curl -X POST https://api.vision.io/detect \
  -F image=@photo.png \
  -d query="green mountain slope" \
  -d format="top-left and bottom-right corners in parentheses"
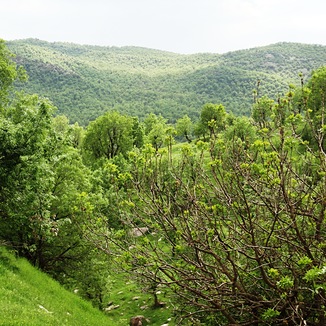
top-left (0, 246), bottom-right (110, 326)
top-left (7, 39), bottom-right (326, 125)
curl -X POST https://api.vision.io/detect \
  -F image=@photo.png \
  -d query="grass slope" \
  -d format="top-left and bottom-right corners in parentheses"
top-left (0, 246), bottom-right (110, 325)
top-left (0, 246), bottom-right (175, 326)
top-left (103, 271), bottom-right (174, 326)
top-left (7, 39), bottom-right (326, 125)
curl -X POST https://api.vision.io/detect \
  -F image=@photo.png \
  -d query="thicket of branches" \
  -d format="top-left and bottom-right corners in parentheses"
top-left (102, 68), bottom-right (326, 325)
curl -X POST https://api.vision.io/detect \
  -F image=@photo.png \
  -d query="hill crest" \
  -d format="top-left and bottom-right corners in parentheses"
top-left (7, 38), bottom-right (326, 125)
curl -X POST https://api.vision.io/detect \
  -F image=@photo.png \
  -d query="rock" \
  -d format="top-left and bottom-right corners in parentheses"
top-left (38, 305), bottom-right (53, 314)
top-left (140, 305), bottom-right (148, 310)
top-left (104, 304), bottom-right (120, 311)
top-left (130, 227), bottom-right (149, 237)
top-left (154, 301), bottom-right (166, 308)
top-left (130, 315), bottom-right (145, 326)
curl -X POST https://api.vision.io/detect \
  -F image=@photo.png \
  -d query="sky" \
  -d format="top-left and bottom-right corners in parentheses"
top-left (1, 0), bottom-right (326, 54)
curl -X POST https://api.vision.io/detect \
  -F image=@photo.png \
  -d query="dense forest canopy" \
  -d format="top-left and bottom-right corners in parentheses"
top-left (7, 39), bottom-right (326, 125)
top-left (2, 38), bottom-right (326, 325)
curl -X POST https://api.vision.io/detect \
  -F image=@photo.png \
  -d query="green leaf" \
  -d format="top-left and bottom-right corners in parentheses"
top-left (277, 276), bottom-right (293, 289)
top-left (262, 308), bottom-right (280, 320)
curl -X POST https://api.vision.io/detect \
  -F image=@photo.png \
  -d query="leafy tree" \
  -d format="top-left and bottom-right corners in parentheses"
top-left (110, 71), bottom-right (326, 325)
top-left (306, 66), bottom-right (326, 114)
top-left (0, 42), bottom-right (110, 306)
top-left (69, 122), bottom-right (85, 149)
top-left (223, 115), bottom-right (257, 148)
top-left (52, 114), bottom-right (70, 135)
top-left (0, 39), bottom-right (26, 104)
top-left (142, 113), bottom-right (173, 151)
top-left (198, 103), bottom-right (227, 138)
top-left (82, 111), bottom-right (138, 164)
top-left (0, 41), bottom-right (56, 260)
top-left (304, 66), bottom-right (326, 151)
top-left (147, 122), bottom-right (168, 151)
top-left (176, 114), bottom-right (193, 143)
top-left (143, 113), bottom-right (167, 135)
top-left (0, 92), bottom-right (56, 259)
top-left (251, 95), bottom-right (274, 128)
top-left (131, 116), bottom-right (144, 148)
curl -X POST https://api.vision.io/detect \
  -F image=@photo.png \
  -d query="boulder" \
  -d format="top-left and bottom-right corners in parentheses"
top-left (130, 315), bottom-right (145, 326)
top-left (130, 227), bottom-right (149, 237)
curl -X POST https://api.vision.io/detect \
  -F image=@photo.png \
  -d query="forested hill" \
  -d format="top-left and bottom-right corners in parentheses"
top-left (7, 39), bottom-right (326, 125)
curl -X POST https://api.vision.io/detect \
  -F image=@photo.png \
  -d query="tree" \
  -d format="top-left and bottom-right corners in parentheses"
top-left (0, 43), bottom-right (110, 306)
top-left (143, 113), bottom-right (167, 135)
top-left (131, 116), bottom-right (144, 148)
top-left (147, 122), bottom-right (168, 151)
top-left (0, 93), bottom-right (56, 258)
top-left (82, 111), bottom-right (137, 164)
top-left (304, 66), bottom-right (326, 152)
top-left (0, 39), bottom-right (26, 105)
top-left (111, 72), bottom-right (326, 325)
top-left (223, 115), bottom-right (257, 149)
top-left (251, 95), bottom-right (274, 128)
top-left (0, 41), bottom-right (58, 260)
top-left (176, 115), bottom-right (193, 143)
top-left (142, 113), bottom-right (172, 151)
top-left (198, 103), bottom-right (227, 139)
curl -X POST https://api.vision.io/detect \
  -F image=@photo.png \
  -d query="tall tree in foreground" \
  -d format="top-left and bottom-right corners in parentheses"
top-left (0, 41), bottom-right (111, 307)
top-left (113, 69), bottom-right (326, 325)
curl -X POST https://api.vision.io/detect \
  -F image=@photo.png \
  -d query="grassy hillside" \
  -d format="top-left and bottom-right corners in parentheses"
top-left (0, 246), bottom-right (174, 326)
top-left (7, 39), bottom-right (326, 125)
top-left (0, 246), bottom-right (110, 325)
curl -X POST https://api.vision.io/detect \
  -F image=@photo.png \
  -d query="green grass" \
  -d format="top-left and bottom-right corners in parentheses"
top-left (103, 272), bottom-right (175, 325)
top-left (0, 246), bottom-right (175, 325)
top-left (0, 246), bottom-right (111, 325)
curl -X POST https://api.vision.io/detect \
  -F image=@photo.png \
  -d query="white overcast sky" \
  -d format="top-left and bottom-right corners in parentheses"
top-left (1, 0), bottom-right (326, 54)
